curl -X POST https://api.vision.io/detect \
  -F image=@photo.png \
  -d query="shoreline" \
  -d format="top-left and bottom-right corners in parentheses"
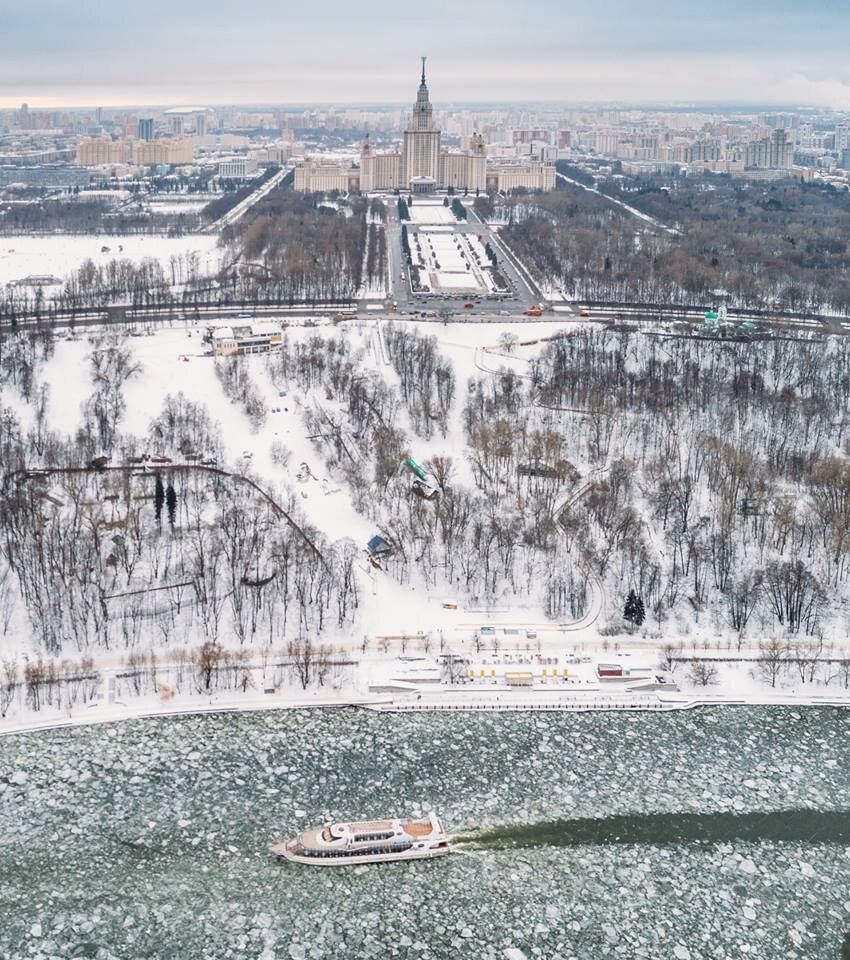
top-left (2, 687), bottom-right (849, 739)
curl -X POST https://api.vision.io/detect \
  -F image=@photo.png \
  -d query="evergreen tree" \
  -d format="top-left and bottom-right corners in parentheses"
top-left (624, 589), bottom-right (638, 625)
top-left (624, 589), bottom-right (645, 628)
top-left (634, 595), bottom-right (646, 627)
top-left (154, 474), bottom-right (164, 522)
top-left (165, 482), bottom-right (177, 529)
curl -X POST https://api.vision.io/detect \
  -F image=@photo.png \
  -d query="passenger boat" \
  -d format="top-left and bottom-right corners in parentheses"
top-left (270, 812), bottom-right (450, 866)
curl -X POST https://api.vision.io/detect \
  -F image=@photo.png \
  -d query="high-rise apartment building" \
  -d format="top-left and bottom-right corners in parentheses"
top-left (742, 129), bottom-right (793, 169)
top-left (138, 118), bottom-right (154, 141)
top-left (76, 136), bottom-right (194, 166)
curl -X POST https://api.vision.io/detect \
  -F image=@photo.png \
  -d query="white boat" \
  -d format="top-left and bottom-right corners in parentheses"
top-left (271, 812), bottom-right (450, 866)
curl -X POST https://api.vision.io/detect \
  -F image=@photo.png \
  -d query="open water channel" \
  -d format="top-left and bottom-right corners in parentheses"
top-left (1, 706), bottom-right (848, 959)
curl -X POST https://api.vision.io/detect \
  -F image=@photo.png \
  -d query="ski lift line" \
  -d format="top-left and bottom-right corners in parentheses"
top-left (311, 400), bottom-right (358, 465)
top-left (5, 461), bottom-right (329, 569)
top-left (103, 580), bottom-right (195, 601)
top-left (474, 343), bottom-right (604, 418)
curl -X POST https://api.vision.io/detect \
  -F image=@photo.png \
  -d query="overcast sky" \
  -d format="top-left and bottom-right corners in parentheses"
top-left (1, 0), bottom-right (849, 109)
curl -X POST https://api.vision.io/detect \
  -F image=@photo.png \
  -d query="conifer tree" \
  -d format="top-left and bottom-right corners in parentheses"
top-left (624, 589), bottom-right (638, 626)
top-left (166, 482), bottom-right (177, 530)
top-left (154, 475), bottom-right (164, 522)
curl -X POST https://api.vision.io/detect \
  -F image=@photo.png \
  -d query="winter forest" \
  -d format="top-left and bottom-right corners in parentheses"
top-left (3, 314), bottom-right (850, 702)
top-left (493, 169), bottom-right (850, 315)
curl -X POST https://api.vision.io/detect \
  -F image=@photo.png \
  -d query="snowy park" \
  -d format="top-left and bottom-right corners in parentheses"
top-left (2, 315), bottom-right (850, 735)
top-left (0, 234), bottom-right (222, 287)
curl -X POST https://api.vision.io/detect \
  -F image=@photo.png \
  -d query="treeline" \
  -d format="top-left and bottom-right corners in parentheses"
top-left (1, 252), bottom-right (214, 316)
top-left (216, 355), bottom-right (267, 430)
top-left (498, 173), bottom-right (850, 314)
top-left (201, 165), bottom-right (280, 222)
top-left (365, 223), bottom-right (387, 288)
top-left (0, 199), bottom-right (195, 236)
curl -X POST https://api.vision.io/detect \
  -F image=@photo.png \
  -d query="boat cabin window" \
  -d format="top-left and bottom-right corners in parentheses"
top-left (321, 828), bottom-right (334, 842)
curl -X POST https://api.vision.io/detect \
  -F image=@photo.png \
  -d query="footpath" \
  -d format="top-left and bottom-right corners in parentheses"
top-left (2, 685), bottom-right (849, 738)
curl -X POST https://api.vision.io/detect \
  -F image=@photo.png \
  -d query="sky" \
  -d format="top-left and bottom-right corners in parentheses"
top-left (1, 0), bottom-right (849, 109)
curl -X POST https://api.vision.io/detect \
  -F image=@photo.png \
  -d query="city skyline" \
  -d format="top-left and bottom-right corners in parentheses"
top-left (2, 0), bottom-right (850, 108)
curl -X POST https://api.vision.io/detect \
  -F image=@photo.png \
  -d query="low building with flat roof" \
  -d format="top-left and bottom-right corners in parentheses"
top-left (211, 321), bottom-right (282, 356)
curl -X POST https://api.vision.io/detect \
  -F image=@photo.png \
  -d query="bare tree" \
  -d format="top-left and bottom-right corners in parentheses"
top-left (686, 660), bottom-right (719, 687)
top-left (756, 637), bottom-right (789, 689)
top-left (194, 641), bottom-right (223, 694)
top-left (287, 640), bottom-right (315, 690)
top-left (24, 659), bottom-right (46, 711)
top-left (0, 659), bottom-right (18, 717)
top-left (725, 572), bottom-right (762, 638)
top-left (440, 654), bottom-right (467, 684)
top-left (659, 642), bottom-right (680, 672)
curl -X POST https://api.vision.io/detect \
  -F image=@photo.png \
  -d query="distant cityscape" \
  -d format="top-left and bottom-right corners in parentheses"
top-left (2, 75), bottom-right (850, 203)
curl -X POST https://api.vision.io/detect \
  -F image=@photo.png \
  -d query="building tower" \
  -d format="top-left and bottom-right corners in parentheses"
top-left (467, 131), bottom-right (487, 191)
top-left (402, 57), bottom-right (441, 192)
top-left (360, 132), bottom-right (375, 191)
top-left (412, 56), bottom-right (434, 131)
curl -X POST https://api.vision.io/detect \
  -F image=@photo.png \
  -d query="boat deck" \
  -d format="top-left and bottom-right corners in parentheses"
top-left (351, 819), bottom-right (393, 832)
top-left (403, 821), bottom-right (434, 838)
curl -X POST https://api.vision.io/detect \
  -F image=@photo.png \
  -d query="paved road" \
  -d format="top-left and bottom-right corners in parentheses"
top-left (203, 166), bottom-right (292, 234)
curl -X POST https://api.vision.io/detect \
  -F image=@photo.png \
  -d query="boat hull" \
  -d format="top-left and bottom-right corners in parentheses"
top-left (270, 842), bottom-right (451, 867)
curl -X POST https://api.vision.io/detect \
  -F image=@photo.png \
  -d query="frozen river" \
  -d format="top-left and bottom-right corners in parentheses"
top-left (1, 707), bottom-right (848, 958)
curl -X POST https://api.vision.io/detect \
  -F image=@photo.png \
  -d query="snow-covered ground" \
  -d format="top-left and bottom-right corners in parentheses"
top-left (145, 200), bottom-right (209, 215)
top-left (15, 321), bottom-right (551, 650)
top-left (0, 234), bottom-right (222, 285)
top-left (4, 318), bottom-right (849, 730)
top-left (409, 202), bottom-right (457, 225)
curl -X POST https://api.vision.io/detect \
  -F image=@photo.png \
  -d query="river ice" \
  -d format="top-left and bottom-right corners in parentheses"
top-left (0, 706), bottom-right (848, 959)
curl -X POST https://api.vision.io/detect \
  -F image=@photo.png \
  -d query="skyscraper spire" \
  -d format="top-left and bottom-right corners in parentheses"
top-left (421, 56), bottom-right (427, 86)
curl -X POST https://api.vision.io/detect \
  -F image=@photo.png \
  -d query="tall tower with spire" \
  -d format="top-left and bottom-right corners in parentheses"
top-left (402, 56), bottom-right (441, 191)
top-left (411, 56), bottom-right (435, 132)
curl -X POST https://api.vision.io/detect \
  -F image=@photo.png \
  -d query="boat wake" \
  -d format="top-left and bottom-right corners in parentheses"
top-left (452, 809), bottom-right (850, 850)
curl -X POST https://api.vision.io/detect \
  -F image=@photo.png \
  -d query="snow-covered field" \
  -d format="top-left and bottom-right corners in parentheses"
top-left (0, 234), bottom-right (222, 285)
top-left (145, 200), bottom-right (209, 215)
top-left (409, 203), bottom-right (457, 225)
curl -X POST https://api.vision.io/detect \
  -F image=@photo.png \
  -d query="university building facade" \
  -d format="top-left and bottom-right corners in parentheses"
top-left (295, 60), bottom-right (554, 195)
